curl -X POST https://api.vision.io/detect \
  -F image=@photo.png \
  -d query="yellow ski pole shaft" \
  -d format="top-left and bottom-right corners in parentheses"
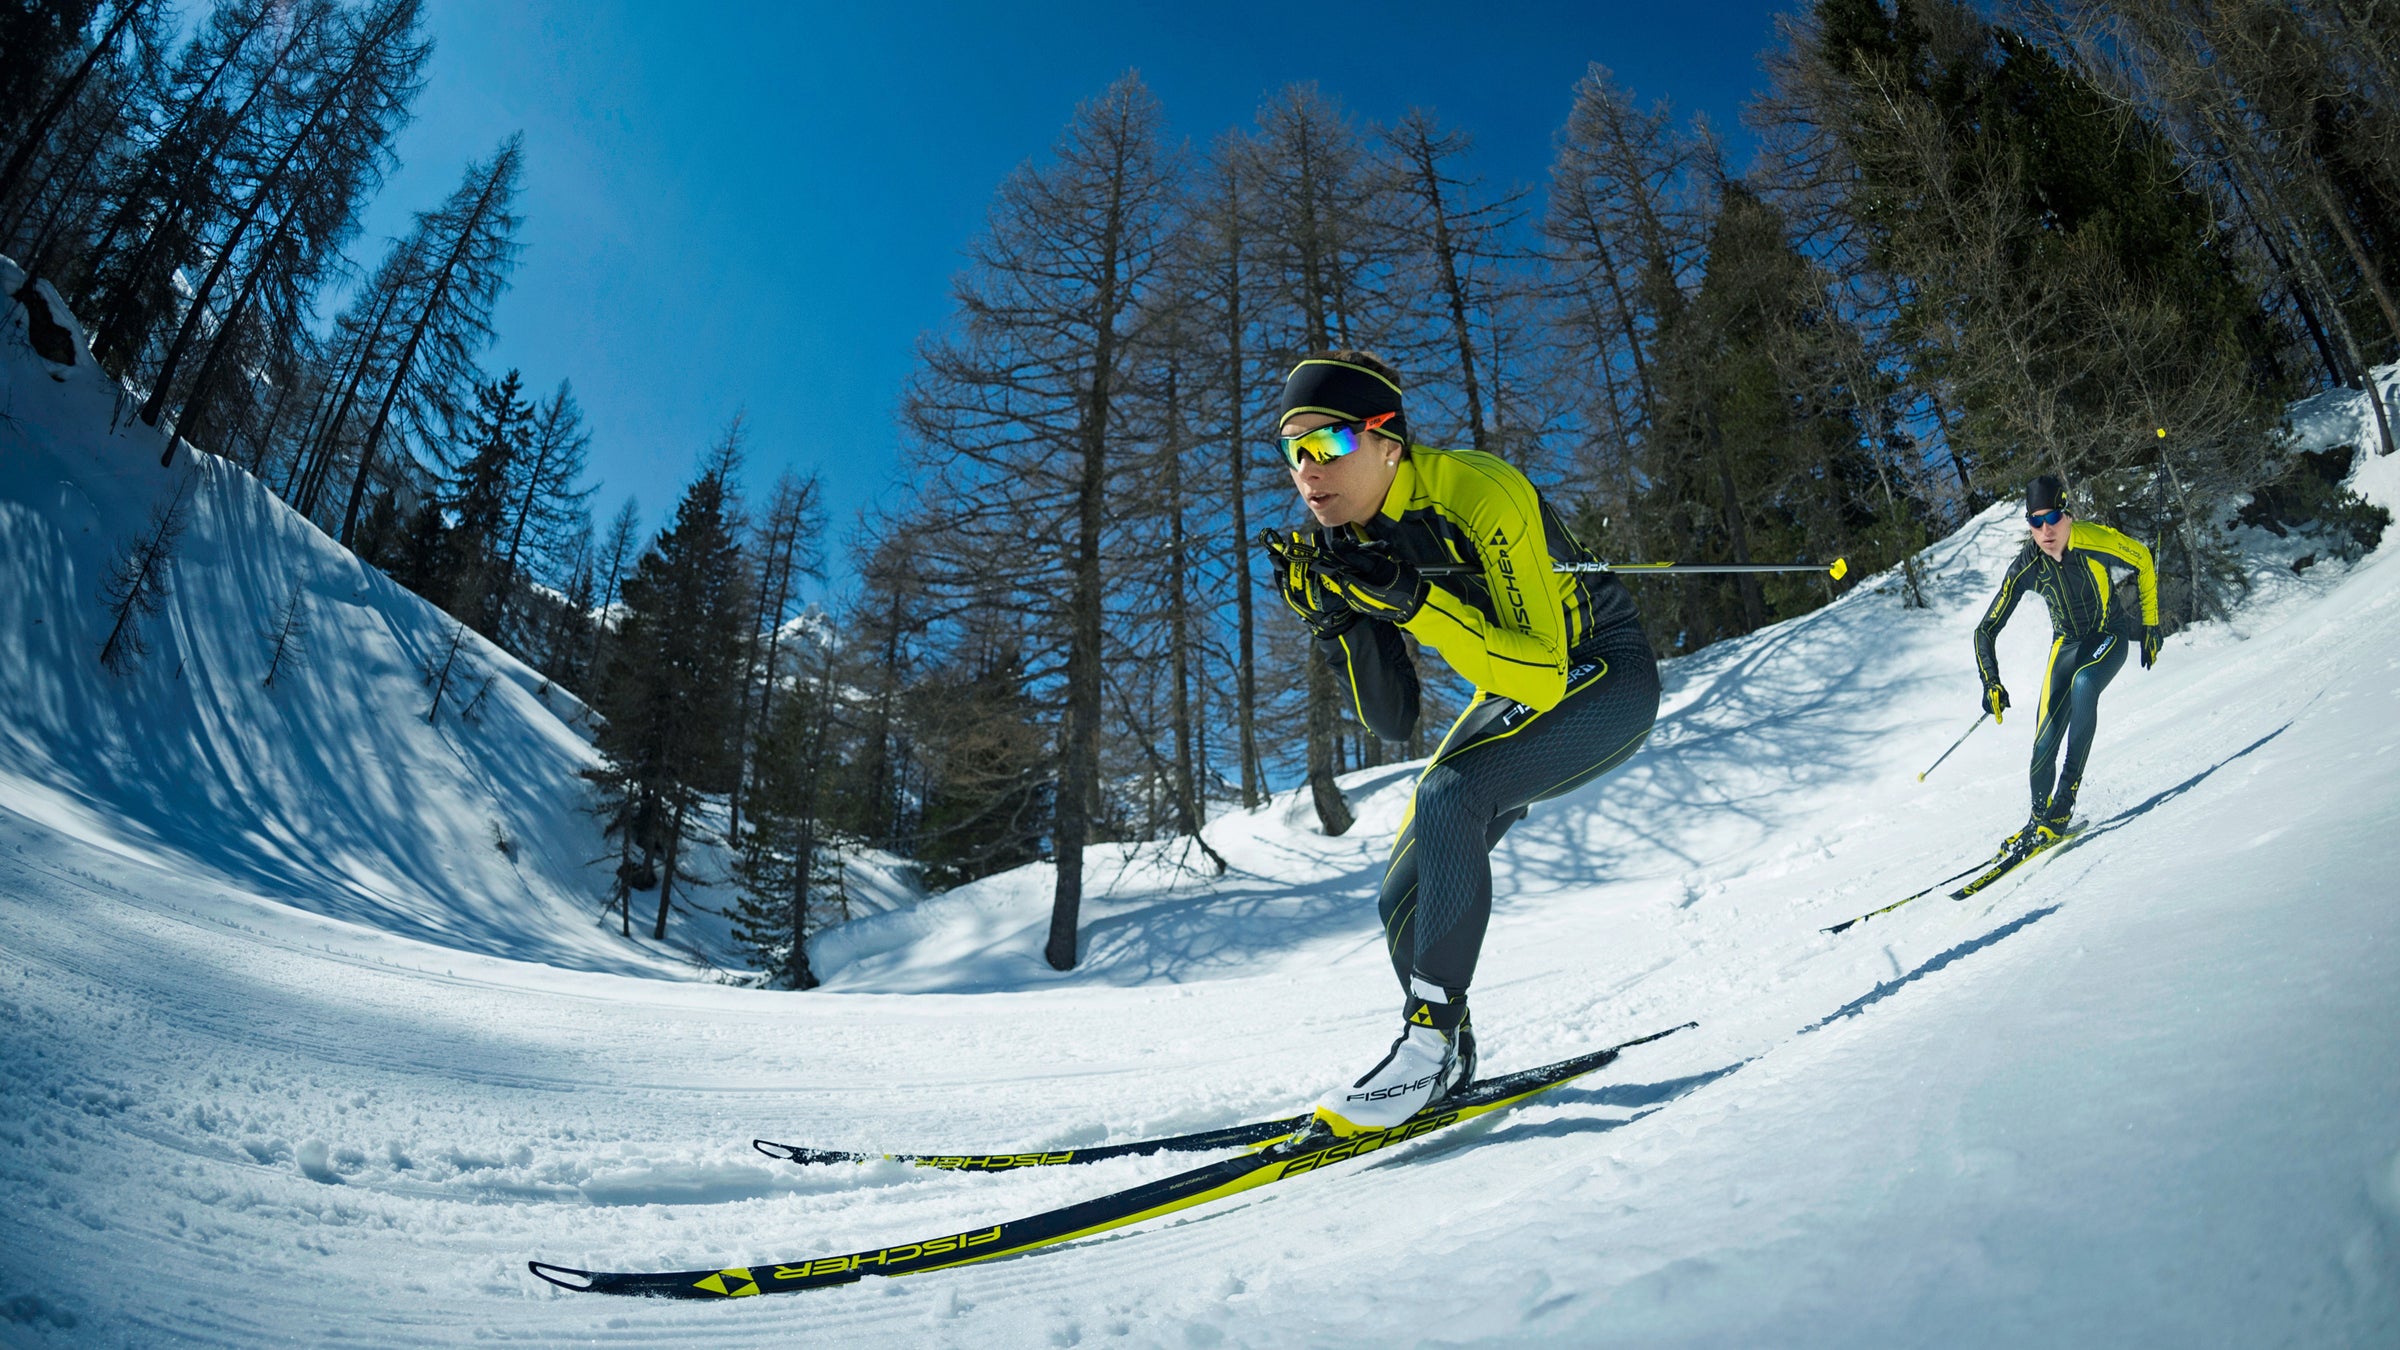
top-left (1917, 711), bottom-right (1989, 782)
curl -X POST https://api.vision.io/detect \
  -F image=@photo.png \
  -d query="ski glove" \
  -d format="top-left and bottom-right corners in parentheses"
top-left (1983, 680), bottom-right (2010, 723)
top-left (2140, 623), bottom-right (2162, 670)
top-left (1309, 530), bottom-right (1428, 624)
top-left (1262, 529), bottom-right (1358, 640)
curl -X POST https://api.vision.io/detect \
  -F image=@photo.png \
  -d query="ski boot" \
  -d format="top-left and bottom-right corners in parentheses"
top-left (2003, 809), bottom-right (2071, 858)
top-left (1313, 981), bottom-right (1470, 1137)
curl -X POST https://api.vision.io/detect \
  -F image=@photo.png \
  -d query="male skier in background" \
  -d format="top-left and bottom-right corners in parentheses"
top-left (1973, 473), bottom-right (2162, 862)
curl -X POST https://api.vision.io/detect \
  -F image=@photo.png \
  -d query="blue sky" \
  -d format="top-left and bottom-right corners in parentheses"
top-left (358, 0), bottom-right (1796, 586)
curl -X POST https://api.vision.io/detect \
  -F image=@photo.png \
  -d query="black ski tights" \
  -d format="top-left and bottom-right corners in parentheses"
top-left (1376, 623), bottom-right (1658, 998)
top-left (2029, 630), bottom-right (2125, 821)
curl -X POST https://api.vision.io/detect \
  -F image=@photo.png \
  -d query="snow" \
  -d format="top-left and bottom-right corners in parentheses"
top-left (4, 263), bottom-right (2399, 1346)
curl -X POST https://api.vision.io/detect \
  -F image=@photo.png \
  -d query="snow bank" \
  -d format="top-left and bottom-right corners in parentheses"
top-left (0, 254), bottom-right (718, 978)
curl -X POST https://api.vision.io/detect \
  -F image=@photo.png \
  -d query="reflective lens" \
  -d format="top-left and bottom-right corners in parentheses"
top-left (2027, 509), bottom-right (2066, 528)
top-left (1278, 412), bottom-right (1395, 469)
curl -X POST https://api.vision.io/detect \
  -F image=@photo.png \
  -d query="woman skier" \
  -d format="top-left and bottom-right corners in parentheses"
top-left (1973, 473), bottom-right (2162, 858)
top-left (1260, 352), bottom-right (1659, 1137)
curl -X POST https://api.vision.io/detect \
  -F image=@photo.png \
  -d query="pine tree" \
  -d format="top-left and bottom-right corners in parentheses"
top-left (260, 579), bottom-right (310, 687)
top-left (1243, 83), bottom-right (1405, 831)
top-left (537, 520), bottom-right (596, 691)
top-left (590, 447), bottom-right (750, 943)
top-left (730, 640), bottom-right (844, 990)
top-left (901, 73), bottom-right (1178, 970)
top-left (437, 368), bottom-right (530, 630)
top-left (333, 134), bottom-right (524, 545)
top-left (96, 470), bottom-right (194, 676)
top-left (138, 0), bottom-right (428, 449)
top-left (491, 379), bottom-right (593, 646)
top-left (73, 0), bottom-right (312, 373)
top-left (586, 495), bottom-right (640, 685)
top-left (727, 470), bottom-right (823, 844)
top-left (909, 642), bottom-right (1050, 891)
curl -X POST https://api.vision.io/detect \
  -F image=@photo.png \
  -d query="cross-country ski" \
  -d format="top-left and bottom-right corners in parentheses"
top-left (537, 1026), bottom-right (1691, 1297)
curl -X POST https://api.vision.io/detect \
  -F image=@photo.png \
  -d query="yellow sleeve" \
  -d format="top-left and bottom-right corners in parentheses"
top-left (1399, 455), bottom-right (1571, 709)
top-left (2070, 521), bottom-right (2159, 626)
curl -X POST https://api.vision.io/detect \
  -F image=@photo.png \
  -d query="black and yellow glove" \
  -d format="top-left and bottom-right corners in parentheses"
top-left (1310, 530), bottom-right (1427, 624)
top-left (2140, 624), bottom-right (2162, 670)
top-left (1982, 680), bottom-right (2010, 723)
top-left (1261, 529), bottom-right (1356, 640)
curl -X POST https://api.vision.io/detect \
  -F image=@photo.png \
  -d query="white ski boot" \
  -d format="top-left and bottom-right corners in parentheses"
top-left (1313, 981), bottom-right (1470, 1137)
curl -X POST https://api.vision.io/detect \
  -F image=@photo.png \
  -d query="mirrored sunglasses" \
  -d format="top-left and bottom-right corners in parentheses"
top-left (1278, 411), bottom-right (1397, 470)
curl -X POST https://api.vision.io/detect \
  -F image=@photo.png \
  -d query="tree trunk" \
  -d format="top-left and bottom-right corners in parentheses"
top-left (653, 798), bottom-right (684, 941)
top-left (1403, 125), bottom-right (1488, 448)
top-left (1221, 200), bottom-right (1262, 809)
top-left (1304, 654), bottom-right (1354, 835)
top-left (1701, 399), bottom-right (1766, 630)
top-left (1046, 162), bottom-right (1127, 973)
top-left (1166, 366), bottom-right (1200, 837)
top-left (293, 255), bottom-right (412, 514)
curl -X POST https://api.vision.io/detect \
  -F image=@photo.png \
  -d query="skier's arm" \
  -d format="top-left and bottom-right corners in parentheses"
top-left (1320, 620), bottom-right (1419, 743)
top-left (1973, 552), bottom-right (2032, 687)
top-left (2070, 521), bottom-right (2160, 626)
top-left (1400, 459), bottom-right (1572, 710)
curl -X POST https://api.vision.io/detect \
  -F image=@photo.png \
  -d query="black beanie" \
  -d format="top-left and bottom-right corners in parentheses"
top-left (1277, 358), bottom-right (1407, 442)
top-left (2026, 474), bottom-right (2068, 514)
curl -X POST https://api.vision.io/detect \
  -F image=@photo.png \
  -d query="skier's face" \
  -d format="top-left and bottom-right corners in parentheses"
top-left (2029, 509), bottom-right (2073, 559)
top-left (1282, 412), bottom-right (1401, 528)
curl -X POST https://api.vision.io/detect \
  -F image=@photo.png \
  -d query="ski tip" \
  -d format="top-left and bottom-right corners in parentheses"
top-left (1822, 918), bottom-right (1858, 935)
top-left (528, 1261), bottom-right (597, 1292)
top-left (754, 1139), bottom-right (872, 1166)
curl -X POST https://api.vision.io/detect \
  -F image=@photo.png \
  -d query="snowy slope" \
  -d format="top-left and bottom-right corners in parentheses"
top-left (5, 266), bottom-right (2399, 1346)
top-left (0, 254), bottom-right (754, 979)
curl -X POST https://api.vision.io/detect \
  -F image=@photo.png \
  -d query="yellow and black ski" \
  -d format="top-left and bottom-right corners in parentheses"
top-left (753, 1115), bottom-right (1313, 1172)
top-left (1949, 825), bottom-right (2077, 900)
top-left (1822, 849), bottom-right (2008, 934)
top-left (529, 1022), bottom-right (1694, 1300)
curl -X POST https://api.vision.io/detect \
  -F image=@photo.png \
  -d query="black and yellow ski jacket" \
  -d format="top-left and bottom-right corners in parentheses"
top-left (1323, 447), bottom-right (1642, 742)
top-left (1973, 520), bottom-right (2160, 686)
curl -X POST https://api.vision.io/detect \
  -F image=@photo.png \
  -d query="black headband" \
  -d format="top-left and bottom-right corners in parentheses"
top-left (1278, 359), bottom-right (1407, 441)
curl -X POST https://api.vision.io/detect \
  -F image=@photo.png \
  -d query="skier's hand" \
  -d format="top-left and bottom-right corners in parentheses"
top-left (1310, 529), bottom-right (1428, 624)
top-left (2140, 623), bottom-right (2162, 669)
top-left (1982, 680), bottom-right (2010, 723)
top-left (1262, 529), bottom-right (1357, 640)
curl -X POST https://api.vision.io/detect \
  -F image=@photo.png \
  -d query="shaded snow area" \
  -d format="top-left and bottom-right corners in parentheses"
top-left (5, 267), bottom-right (2399, 1348)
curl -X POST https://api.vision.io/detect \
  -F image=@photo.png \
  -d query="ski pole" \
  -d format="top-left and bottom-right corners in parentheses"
top-left (1259, 531), bottom-right (1848, 581)
top-left (1420, 558), bottom-right (1850, 580)
top-left (1916, 712), bottom-right (1987, 782)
